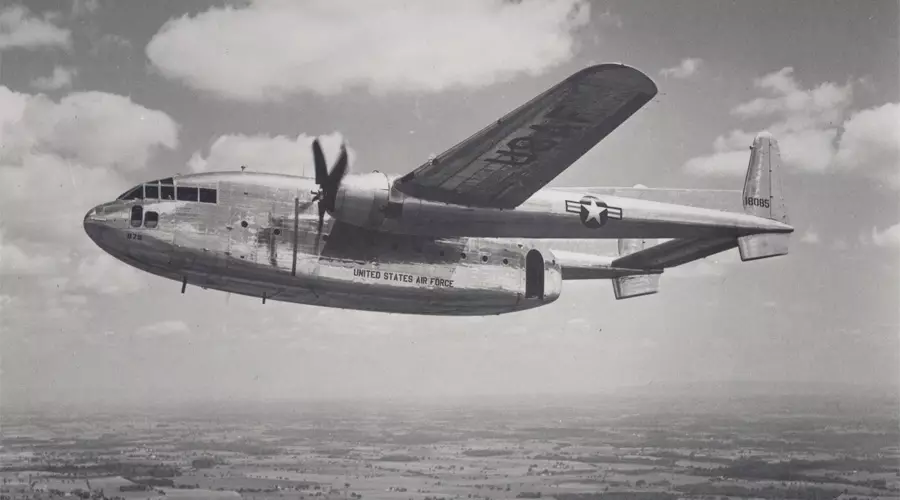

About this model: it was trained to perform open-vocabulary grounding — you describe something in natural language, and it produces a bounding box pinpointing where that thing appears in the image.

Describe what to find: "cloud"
[800,229,820,245]
[0,230,61,275]
[834,102,900,186]
[660,58,703,79]
[90,33,132,56]
[146,0,591,101]
[30,66,77,91]
[871,223,900,248]
[0,88,179,169]
[684,149,750,177]
[684,67,898,185]
[188,132,352,176]
[135,320,191,338]
[662,247,742,279]
[71,0,100,18]
[0,85,179,298]
[640,338,658,349]
[0,5,71,51]
[596,8,623,28]
[72,253,145,294]
[731,69,852,124]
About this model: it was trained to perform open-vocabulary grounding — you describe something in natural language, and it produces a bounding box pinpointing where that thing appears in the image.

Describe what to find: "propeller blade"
[323,144,349,212]
[327,144,349,185]
[312,139,328,185]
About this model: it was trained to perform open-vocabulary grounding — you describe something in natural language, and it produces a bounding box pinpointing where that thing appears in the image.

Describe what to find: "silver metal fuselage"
[83,172,791,315]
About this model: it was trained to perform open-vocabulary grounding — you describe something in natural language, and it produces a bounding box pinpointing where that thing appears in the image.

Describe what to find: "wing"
[393,64,658,209]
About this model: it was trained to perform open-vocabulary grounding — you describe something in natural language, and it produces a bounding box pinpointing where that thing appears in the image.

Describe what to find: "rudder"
[742,131,788,224]
[739,132,790,261]
[612,237,660,299]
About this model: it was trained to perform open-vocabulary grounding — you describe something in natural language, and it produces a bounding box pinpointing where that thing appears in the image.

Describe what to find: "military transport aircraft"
[83,64,792,315]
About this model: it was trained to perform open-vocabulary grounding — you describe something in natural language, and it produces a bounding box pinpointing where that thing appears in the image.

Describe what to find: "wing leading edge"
[394,64,658,209]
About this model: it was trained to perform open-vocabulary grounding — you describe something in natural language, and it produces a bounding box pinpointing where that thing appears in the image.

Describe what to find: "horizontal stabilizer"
[553,250,661,280]
[612,237,737,269]
[613,274,660,300]
[737,233,789,261]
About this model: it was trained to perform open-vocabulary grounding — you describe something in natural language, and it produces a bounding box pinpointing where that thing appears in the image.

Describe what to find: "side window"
[199,188,217,203]
[176,186,199,201]
[130,205,143,228]
[144,183,159,199]
[144,211,159,229]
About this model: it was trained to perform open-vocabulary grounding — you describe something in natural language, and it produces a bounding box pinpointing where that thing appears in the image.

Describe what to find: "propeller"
[310,138,349,251]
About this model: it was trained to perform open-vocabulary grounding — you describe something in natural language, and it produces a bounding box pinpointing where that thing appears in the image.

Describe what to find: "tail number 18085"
[745,197,770,208]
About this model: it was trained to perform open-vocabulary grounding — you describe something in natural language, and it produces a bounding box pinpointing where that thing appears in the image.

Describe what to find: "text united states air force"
[354,268,454,288]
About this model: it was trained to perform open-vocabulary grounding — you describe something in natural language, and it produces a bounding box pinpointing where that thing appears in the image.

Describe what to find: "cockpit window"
[118,179,217,204]
[118,186,143,200]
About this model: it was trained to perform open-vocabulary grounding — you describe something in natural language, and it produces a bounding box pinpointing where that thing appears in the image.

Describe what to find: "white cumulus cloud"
[684,67,898,185]
[800,229,821,245]
[136,320,191,338]
[188,132,352,176]
[0,88,178,169]
[871,223,900,249]
[660,58,703,79]
[834,102,900,187]
[0,5,71,51]
[30,66,77,91]
[73,253,145,294]
[146,0,591,101]
[0,230,62,275]
[665,248,742,278]
[0,85,180,296]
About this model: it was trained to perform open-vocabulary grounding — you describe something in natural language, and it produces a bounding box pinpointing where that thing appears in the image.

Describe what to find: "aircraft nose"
[83,205,108,242]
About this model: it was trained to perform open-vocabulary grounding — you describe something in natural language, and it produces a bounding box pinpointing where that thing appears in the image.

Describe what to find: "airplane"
[83,64,793,316]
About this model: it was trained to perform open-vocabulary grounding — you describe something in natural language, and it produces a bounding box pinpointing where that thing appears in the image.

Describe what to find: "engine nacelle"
[331,172,392,228]
[539,248,563,304]
[518,244,563,304]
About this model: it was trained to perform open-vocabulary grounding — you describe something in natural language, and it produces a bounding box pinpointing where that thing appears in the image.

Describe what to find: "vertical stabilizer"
[612,237,659,299]
[738,132,791,261]
[742,131,788,224]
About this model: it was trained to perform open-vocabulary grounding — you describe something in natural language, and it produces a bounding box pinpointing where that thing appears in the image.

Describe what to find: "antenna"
[240,165,247,172]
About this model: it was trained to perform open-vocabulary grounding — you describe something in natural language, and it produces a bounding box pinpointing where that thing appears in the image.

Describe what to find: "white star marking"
[582,199,608,225]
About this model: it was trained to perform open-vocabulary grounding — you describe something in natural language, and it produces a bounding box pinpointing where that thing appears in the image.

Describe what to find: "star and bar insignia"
[565,195,623,229]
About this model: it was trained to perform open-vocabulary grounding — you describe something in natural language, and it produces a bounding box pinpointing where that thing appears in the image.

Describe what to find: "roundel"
[578,195,612,229]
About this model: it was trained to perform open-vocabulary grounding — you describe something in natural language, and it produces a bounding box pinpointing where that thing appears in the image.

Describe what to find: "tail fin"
[742,131,788,224]
[738,132,791,261]
[612,238,660,299]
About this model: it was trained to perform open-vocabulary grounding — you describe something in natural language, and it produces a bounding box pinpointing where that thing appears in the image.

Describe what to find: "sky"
[1,0,898,411]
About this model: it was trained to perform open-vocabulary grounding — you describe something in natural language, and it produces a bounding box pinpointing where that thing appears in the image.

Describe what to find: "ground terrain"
[2,384,898,500]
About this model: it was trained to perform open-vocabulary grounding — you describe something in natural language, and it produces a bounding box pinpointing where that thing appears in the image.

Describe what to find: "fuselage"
[83,172,563,315]
[83,171,791,315]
